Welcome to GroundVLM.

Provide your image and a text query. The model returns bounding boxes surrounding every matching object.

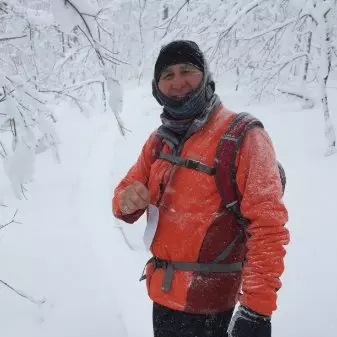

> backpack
[140,112,286,291]
[153,112,286,226]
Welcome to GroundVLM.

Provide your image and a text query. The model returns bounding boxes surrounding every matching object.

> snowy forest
[1,1,337,337]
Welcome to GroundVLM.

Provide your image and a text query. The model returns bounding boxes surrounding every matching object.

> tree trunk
[163,5,169,20]
[97,26,101,42]
[234,30,239,91]
[102,81,107,112]
[302,31,312,82]
[61,32,66,55]
[320,8,336,156]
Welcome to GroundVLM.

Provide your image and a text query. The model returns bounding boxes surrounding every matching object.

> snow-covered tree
[0,1,60,199]
[0,0,134,202]
[150,0,337,155]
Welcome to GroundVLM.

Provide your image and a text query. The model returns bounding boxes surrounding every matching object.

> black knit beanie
[154,40,205,83]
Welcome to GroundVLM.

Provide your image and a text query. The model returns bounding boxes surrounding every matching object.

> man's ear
[152,79,163,106]
[205,73,215,101]
[207,72,215,91]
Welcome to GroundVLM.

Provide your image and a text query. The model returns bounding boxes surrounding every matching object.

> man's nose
[171,73,186,89]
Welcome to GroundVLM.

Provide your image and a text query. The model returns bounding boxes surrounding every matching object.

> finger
[128,192,144,210]
[129,192,148,210]
[123,189,138,210]
[126,193,139,211]
[137,197,150,209]
[119,198,135,214]
[133,182,150,203]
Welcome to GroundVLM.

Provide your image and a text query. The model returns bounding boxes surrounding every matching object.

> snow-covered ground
[1,80,337,337]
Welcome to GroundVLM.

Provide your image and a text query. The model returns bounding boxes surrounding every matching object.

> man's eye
[162,73,173,80]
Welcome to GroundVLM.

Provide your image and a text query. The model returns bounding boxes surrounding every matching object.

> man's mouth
[171,91,193,100]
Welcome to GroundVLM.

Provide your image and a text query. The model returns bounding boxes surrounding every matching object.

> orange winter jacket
[113,104,289,316]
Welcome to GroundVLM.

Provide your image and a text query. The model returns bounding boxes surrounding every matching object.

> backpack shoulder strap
[215,112,264,227]
[151,133,165,163]
[152,130,216,175]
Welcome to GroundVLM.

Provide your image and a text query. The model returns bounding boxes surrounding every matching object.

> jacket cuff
[116,208,146,224]
[240,294,275,316]
[240,305,271,321]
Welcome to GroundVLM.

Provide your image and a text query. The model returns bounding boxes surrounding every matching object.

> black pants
[153,302,234,337]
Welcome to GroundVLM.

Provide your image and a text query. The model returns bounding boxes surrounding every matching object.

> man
[112,40,289,337]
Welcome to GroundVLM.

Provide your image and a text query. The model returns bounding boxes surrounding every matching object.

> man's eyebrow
[161,67,173,76]
[180,63,198,70]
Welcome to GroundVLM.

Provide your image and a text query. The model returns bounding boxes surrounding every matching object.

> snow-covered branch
[155,0,190,29]
[236,17,298,40]
[272,52,309,70]
[212,0,268,57]
[50,0,126,134]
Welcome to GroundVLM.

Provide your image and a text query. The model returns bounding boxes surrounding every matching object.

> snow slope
[1,81,337,337]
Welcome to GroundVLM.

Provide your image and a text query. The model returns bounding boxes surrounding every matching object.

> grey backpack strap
[158,259,243,292]
[159,152,216,175]
[161,263,175,292]
[212,230,244,264]
[139,256,155,281]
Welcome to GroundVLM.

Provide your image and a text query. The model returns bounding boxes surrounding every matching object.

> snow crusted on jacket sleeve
[112,132,156,224]
[235,127,290,316]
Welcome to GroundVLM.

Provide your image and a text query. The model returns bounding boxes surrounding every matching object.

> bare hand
[119,181,150,214]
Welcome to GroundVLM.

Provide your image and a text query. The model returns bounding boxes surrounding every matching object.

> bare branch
[81,12,96,18]
[155,0,189,29]
[101,55,119,65]
[236,17,298,41]
[21,183,28,200]
[257,53,309,98]
[113,225,137,251]
[0,85,6,101]
[270,52,309,72]
[64,1,93,40]
[63,79,104,92]
[332,46,337,59]
[0,209,21,231]
[54,45,91,71]
[0,34,27,42]
[0,2,8,14]
[212,0,267,58]
[0,279,46,305]
[94,41,129,64]
[64,0,104,65]
[159,0,190,38]
[0,140,7,158]
[94,18,115,39]
[2,76,46,106]
[9,118,16,138]
[76,25,104,65]
[40,79,103,96]
[101,52,130,66]
[39,89,84,112]
[277,88,315,108]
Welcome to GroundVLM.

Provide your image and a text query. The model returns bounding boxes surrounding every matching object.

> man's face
[158,63,203,100]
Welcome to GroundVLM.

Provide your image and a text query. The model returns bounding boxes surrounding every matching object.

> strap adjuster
[185,158,200,170]
[226,201,249,227]
[154,257,168,269]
